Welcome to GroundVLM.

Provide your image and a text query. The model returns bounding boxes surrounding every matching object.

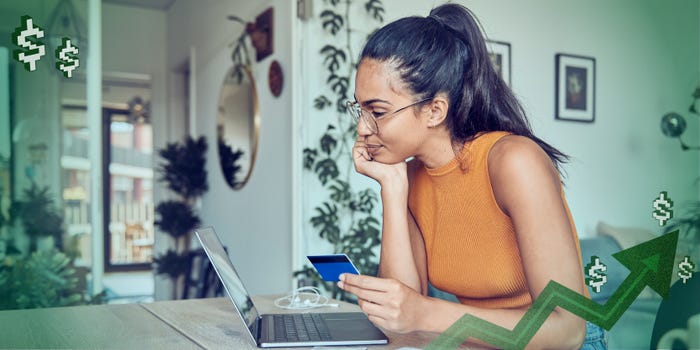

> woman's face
[353,58,430,164]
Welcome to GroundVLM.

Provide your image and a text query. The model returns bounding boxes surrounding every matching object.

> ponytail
[360,3,569,172]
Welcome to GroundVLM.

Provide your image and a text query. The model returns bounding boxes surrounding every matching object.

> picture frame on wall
[555,53,596,122]
[486,40,511,86]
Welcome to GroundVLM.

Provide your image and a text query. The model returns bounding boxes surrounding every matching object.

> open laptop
[194,226,389,348]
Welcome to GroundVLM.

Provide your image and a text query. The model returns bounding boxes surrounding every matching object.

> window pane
[108,110,153,266]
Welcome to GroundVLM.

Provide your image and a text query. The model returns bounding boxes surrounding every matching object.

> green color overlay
[426,230,679,350]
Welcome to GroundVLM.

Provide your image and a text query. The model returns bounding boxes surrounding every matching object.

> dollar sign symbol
[585,256,607,293]
[652,191,674,226]
[678,256,695,284]
[11,15,46,72]
[55,37,79,78]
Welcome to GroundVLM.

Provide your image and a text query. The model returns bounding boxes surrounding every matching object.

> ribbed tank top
[408,131,584,309]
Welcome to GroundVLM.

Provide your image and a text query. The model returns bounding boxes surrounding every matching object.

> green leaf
[1,249,85,310]
[153,249,190,280]
[336,96,349,114]
[314,96,332,110]
[355,216,382,243]
[364,0,385,22]
[320,133,338,155]
[320,45,347,73]
[329,180,351,203]
[323,0,341,6]
[155,201,201,238]
[350,189,378,213]
[314,158,339,185]
[320,10,344,35]
[158,136,208,200]
[303,148,318,170]
[310,203,340,243]
[326,74,349,96]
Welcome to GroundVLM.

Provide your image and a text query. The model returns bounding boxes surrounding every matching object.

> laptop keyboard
[273,313,332,342]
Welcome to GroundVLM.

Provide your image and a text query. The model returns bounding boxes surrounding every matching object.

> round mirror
[216,64,259,190]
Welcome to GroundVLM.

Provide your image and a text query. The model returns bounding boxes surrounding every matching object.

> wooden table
[0,295,480,349]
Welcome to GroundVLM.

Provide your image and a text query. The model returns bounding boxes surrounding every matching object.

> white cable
[274,286,340,310]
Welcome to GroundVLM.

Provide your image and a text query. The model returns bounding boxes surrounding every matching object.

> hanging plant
[296,0,386,302]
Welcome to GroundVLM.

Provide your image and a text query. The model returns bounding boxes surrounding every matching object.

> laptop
[194,226,389,348]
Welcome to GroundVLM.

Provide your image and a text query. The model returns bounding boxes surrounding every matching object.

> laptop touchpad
[322,313,385,340]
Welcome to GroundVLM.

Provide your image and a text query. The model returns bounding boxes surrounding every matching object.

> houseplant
[0,183,97,310]
[295,0,386,302]
[153,135,208,298]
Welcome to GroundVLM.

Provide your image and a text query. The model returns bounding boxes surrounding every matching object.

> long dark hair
[359,3,568,171]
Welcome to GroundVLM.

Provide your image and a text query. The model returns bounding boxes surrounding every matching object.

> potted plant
[0,183,99,310]
[153,135,208,298]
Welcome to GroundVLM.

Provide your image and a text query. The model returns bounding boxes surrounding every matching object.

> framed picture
[555,53,595,122]
[486,40,511,86]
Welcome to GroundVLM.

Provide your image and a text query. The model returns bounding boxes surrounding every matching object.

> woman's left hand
[338,273,427,333]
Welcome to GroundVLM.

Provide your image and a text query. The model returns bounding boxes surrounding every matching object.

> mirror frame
[218,64,260,190]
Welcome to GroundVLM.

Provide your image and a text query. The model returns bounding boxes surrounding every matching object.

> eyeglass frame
[345,98,432,134]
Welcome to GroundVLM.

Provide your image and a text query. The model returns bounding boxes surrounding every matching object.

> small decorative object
[246,7,273,62]
[268,60,283,97]
[660,112,686,138]
[486,40,511,86]
[555,53,596,122]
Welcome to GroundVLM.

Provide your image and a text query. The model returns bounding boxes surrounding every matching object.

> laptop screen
[195,227,260,336]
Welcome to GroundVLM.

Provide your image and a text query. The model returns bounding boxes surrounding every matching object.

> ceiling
[103,0,176,11]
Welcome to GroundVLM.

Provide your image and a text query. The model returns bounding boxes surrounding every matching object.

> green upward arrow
[426,230,679,350]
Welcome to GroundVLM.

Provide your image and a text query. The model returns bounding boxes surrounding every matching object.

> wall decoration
[486,40,511,86]
[268,60,283,97]
[555,53,596,122]
[246,7,273,62]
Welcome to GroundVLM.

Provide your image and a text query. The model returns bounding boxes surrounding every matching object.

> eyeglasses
[345,98,431,134]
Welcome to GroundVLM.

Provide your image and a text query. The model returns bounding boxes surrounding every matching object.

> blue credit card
[307,254,360,282]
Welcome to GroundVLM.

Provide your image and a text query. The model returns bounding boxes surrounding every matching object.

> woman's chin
[371,153,404,165]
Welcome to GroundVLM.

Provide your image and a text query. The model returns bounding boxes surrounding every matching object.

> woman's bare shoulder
[489,135,555,175]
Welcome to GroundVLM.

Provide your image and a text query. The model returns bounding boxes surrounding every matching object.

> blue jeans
[580,321,607,350]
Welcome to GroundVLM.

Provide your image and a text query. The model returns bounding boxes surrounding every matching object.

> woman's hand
[338,273,428,333]
[353,136,408,189]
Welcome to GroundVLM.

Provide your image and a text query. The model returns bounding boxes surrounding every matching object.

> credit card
[307,254,360,282]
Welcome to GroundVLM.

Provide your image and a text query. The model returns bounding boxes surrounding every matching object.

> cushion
[595,221,660,299]
[579,235,627,303]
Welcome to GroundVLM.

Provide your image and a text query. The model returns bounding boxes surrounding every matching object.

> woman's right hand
[353,136,408,190]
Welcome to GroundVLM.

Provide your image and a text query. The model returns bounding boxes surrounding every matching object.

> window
[60,78,153,272]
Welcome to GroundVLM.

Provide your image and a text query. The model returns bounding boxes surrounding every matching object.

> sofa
[579,222,662,349]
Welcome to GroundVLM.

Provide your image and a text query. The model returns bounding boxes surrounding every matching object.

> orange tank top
[408,131,585,309]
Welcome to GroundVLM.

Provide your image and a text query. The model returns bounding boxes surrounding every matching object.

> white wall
[448,0,699,237]
[299,0,699,254]
[166,0,294,296]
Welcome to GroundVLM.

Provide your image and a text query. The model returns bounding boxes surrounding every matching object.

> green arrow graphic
[426,230,678,350]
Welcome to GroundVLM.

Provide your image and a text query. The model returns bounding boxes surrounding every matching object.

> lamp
[127,96,150,124]
[661,86,700,151]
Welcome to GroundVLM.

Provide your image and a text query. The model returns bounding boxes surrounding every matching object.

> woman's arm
[376,160,428,295]
[341,135,587,349]
[353,137,427,294]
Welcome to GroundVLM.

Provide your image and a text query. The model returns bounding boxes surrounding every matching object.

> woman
[337,3,606,350]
